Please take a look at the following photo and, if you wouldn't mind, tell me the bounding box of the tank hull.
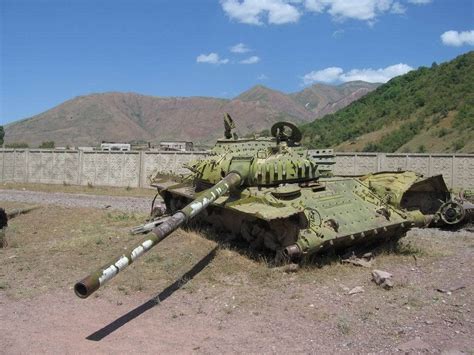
[157,176,424,258]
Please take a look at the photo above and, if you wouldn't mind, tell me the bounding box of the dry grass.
[1,197,473,353]
[0,199,471,308]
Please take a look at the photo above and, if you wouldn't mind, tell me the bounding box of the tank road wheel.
[439,201,465,225]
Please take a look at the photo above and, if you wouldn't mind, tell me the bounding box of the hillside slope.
[291,81,379,118]
[4,82,376,147]
[301,51,474,153]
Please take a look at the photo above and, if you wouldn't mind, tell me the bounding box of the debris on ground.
[342,257,373,268]
[372,269,394,289]
[436,285,466,294]
[348,286,364,295]
[342,252,374,268]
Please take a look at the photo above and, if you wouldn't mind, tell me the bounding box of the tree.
[0,126,4,146]
[39,141,55,149]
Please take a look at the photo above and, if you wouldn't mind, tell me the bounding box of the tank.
[150,116,471,259]
[74,115,472,298]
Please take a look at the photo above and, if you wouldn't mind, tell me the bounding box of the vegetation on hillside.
[5,142,29,148]
[38,141,55,149]
[301,52,474,152]
[0,126,4,146]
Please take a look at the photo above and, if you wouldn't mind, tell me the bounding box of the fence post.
[138,151,145,188]
[78,150,84,185]
[25,150,29,183]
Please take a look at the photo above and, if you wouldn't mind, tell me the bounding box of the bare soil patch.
[0,193,473,353]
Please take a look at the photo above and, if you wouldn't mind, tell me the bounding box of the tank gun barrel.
[74,172,242,299]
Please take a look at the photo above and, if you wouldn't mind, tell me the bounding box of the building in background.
[159,141,193,152]
[100,142,131,151]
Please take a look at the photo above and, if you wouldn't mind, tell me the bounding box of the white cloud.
[390,2,406,14]
[196,52,229,64]
[406,0,431,4]
[257,73,268,80]
[240,56,260,64]
[302,67,343,84]
[441,30,474,47]
[340,63,413,82]
[302,63,413,84]
[220,0,301,25]
[230,42,251,53]
[221,0,432,25]
[304,0,394,21]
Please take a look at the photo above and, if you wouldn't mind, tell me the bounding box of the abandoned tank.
[74,114,472,298]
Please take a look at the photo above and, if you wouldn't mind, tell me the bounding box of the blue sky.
[1,0,473,125]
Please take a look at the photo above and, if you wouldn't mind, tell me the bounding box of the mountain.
[301,52,474,153]
[4,82,376,147]
[236,85,313,122]
[291,81,379,118]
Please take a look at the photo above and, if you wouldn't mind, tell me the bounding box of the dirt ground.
[0,189,473,354]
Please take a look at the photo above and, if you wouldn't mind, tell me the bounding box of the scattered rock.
[372,269,394,289]
[348,286,364,295]
[398,337,430,352]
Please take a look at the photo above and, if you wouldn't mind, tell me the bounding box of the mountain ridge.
[4,81,378,146]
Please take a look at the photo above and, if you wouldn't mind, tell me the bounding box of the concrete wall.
[331,152,474,189]
[1,149,473,189]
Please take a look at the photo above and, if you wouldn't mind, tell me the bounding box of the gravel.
[0,189,154,213]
